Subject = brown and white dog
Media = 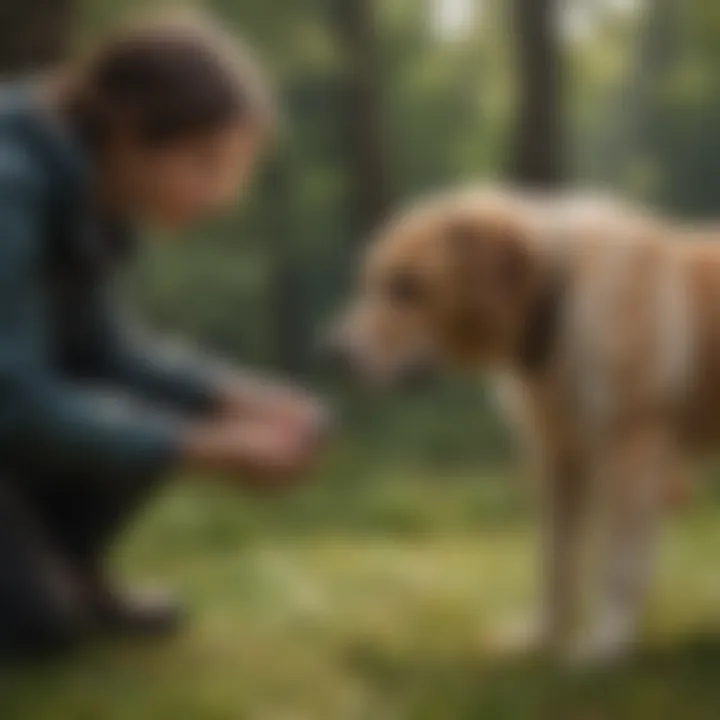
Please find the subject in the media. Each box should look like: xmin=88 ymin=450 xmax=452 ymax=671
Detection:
xmin=329 ymin=187 xmax=720 ymax=663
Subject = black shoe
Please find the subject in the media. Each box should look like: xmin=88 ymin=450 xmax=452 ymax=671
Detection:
xmin=0 ymin=614 xmax=88 ymax=663
xmin=0 ymin=584 xmax=89 ymax=662
xmin=82 ymin=574 xmax=186 ymax=640
xmin=0 ymin=559 xmax=90 ymax=663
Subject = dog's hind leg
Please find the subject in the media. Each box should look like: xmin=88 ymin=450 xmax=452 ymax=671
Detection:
xmin=535 ymin=448 xmax=591 ymax=653
xmin=569 ymin=421 xmax=671 ymax=665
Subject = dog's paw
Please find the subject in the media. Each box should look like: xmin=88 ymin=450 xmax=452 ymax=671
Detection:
xmin=485 ymin=617 xmax=557 ymax=659
xmin=562 ymin=622 xmax=635 ymax=669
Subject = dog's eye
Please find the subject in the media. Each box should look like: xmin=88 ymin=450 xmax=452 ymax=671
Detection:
xmin=384 ymin=272 xmax=425 ymax=306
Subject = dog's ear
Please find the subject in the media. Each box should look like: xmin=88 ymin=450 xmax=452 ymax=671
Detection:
xmin=446 ymin=214 xmax=533 ymax=304
xmin=439 ymin=209 xmax=539 ymax=365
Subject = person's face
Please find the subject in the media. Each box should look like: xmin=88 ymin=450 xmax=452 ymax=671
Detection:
xmin=113 ymin=123 xmax=263 ymax=230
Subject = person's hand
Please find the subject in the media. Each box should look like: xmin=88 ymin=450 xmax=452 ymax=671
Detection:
xmin=183 ymin=419 xmax=319 ymax=492
xmin=220 ymin=376 xmax=333 ymax=446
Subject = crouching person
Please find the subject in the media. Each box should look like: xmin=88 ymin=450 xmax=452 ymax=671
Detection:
xmin=0 ymin=12 xmax=327 ymax=659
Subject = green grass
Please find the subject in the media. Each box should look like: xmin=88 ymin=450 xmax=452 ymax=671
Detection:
xmin=3 ymin=469 xmax=720 ymax=719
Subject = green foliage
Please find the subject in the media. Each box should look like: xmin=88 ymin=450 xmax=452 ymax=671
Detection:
xmin=579 ymin=0 xmax=720 ymax=217
xmin=78 ymin=0 xmax=720 ymax=472
xmin=3 ymin=477 xmax=720 ymax=719
xmin=79 ymin=0 xmax=523 ymax=471
xmin=12 ymin=5 xmax=719 ymax=716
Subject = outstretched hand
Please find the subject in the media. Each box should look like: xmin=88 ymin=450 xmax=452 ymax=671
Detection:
xmin=183 ymin=378 xmax=333 ymax=492
xmin=221 ymin=375 xmax=333 ymax=443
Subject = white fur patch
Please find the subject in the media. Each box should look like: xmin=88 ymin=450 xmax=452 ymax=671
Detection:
xmin=654 ymin=252 xmax=694 ymax=403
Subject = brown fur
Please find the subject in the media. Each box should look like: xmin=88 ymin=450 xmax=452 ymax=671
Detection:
xmin=332 ymin=188 xmax=718 ymax=662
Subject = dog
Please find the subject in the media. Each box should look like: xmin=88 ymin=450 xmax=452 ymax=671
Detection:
xmin=328 ymin=186 xmax=718 ymax=663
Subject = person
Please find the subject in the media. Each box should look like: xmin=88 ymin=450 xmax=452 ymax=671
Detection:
xmin=0 ymin=11 xmax=328 ymax=659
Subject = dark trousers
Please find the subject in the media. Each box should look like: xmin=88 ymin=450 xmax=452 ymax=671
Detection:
xmin=0 ymin=466 xmax=162 ymax=654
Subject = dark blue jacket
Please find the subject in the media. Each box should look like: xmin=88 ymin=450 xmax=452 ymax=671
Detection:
xmin=0 ymin=85 xmax=222 ymax=478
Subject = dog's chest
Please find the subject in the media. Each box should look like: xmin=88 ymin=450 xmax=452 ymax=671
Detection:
xmin=675 ymin=248 xmax=720 ymax=447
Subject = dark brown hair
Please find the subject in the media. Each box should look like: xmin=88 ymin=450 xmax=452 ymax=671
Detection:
xmin=54 ymin=10 xmax=276 ymax=150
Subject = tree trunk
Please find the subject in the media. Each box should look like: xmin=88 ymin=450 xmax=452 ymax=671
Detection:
xmin=333 ymin=0 xmax=391 ymax=235
xmin=631 ymin=0 xmax=678 ymax=154
xmin=0 ymin=0 xmax=76 ymax=75
xmin=264 ymin=157 xmax=305 ymax=374
xmin=508 ymin=0 xmax=564 ymax=187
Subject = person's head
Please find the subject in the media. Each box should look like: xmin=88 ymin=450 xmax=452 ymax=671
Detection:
xmin=54 ymin=10 xmax=276 ymax=230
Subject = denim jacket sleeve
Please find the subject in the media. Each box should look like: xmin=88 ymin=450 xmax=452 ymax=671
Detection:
xmin=0 ymin=142 xmax=185 ymax=476
xmin=88 ymin=291 xmax=225 ymax=417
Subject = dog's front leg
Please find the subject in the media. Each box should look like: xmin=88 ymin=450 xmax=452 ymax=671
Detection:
xmin=489 ymin=448 xmax=588 ymax=656
xmin=570 ymin=422 xmax=670 ymax=665
xmin=538 ymin=450 xmax=589 ymax=652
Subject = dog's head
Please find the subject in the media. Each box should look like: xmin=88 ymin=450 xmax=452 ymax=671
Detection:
xmin=327 ymin=189 xmax=547 ymax=386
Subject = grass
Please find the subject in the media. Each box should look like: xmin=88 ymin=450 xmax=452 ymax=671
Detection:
xmin=2 ymin=467 xmax=720 ymax=719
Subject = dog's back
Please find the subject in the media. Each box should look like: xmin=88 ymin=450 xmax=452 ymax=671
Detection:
xmin=543 ymin=200 xmax=720 ymax=454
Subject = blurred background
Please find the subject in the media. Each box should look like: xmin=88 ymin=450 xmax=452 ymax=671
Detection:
xmin=4 ymin=1 xmax=720 ymax=718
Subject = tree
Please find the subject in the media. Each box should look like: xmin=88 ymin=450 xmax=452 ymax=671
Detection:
xmin=264 ymin=157 xmax=306 ymax=374
xmin=508 ymin=0 xmax=564 ymax=186
xmin=0 ymin=1 xmax=76 ymax=74
xmin=625 ymin=0 xmax=691 ymax=212
xmin=332 ymin=0 xmax=391 ymax=234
